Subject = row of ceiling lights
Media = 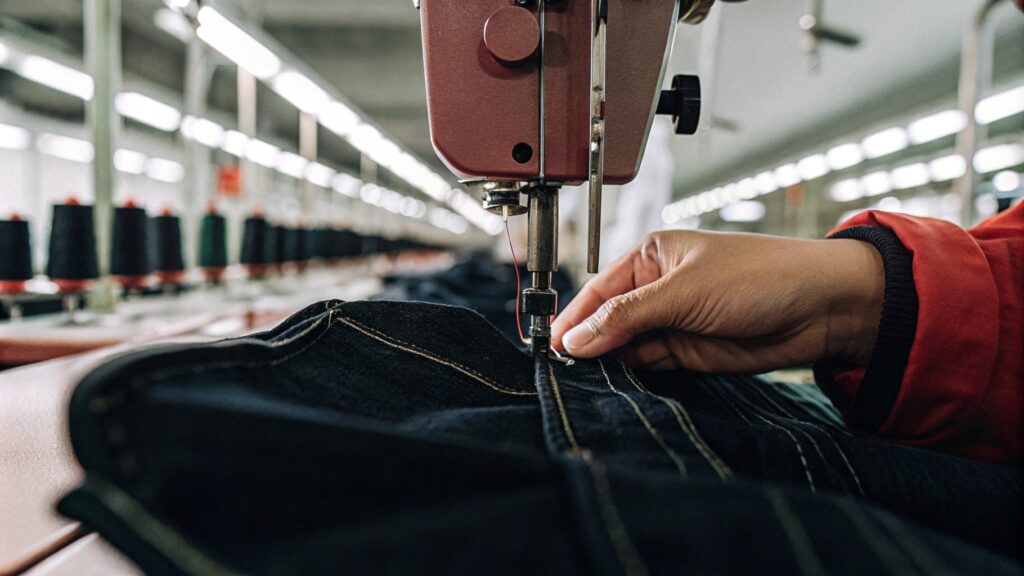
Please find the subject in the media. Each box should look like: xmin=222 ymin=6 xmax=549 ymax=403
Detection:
xmin=662 ymin=83 xmax=1024 ymax=225
xmin=0 ymin=12 xmax=504 ymax=236
xmin=0 ymin=122 xmax=186 ymax=183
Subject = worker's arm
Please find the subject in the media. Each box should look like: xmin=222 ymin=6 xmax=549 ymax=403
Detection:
xmin=551 ymin=202 xmax=1023 ymax=465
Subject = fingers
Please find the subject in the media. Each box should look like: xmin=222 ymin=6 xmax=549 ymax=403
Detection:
xmin=560 ymin=279 xmax=671 ymax=358
xmin=552 ymin=236 xmax=667 ymax=351
xmin=551 ymin=250 xmax=643 ymax=350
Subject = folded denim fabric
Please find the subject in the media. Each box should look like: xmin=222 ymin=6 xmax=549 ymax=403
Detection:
xmin=374 ymin=251 xmax=576 ymax=345
xmin=60 ymin=300 xmax=1023 ymax=575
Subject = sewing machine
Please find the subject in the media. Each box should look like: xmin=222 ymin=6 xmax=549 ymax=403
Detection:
xmin=418 ymin=0 xmax=712 ymax=356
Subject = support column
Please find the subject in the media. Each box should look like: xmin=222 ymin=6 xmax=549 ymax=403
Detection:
xmin=183 ymin=36 xmax=211 ymax=269
xmin=85 ymin=0 xmax=120 ymax=312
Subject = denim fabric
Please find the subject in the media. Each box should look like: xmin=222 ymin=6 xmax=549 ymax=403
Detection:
xmin=375 ymin=252 xmax=577 ymax=345
xmin=60 ymin=300 xmax=1023 ymax=575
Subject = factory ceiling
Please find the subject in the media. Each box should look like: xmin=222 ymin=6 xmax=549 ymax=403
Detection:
xmin=1 ymin=0 xmax=1021 ymax=197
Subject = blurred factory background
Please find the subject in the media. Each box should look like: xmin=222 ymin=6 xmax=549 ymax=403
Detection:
xmin=0 ymin=0 xmax=1020 ymax=346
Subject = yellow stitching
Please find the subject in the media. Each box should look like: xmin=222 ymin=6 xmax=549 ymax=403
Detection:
xmin=799 ymin=421 xmax=866 ymax=497
xmin=333 ymin=315 xmax=535 ymax=397
xmin=766 ymin=488 xmax=827 ymax=576
xmin=833 ymin=499 xmax=920 ymax=576
xmin=700 ymin=380 xmax=816 ymax=492
xmin=580 ymin=451 xmax=650 ymax=576
xmin=744 ymin=382 xmax=865 ymax=496
xmin=598 ymin=360 xmax=687 ymax=479
xmin=622 ymin=365 xmax=733 ymax=481
xmin=134 ymin=312 xmax=335 ymax=385
xmin=548 ymin=362 xmax=581 ymax=451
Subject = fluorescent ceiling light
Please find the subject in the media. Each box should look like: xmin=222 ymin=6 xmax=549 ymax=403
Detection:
xmin=276 ymin=151 xmax=308 ymax=178
xmin=993 ymin=171 xmax=1020 ymax=193
xmin=305 ymin=162 xmax=335 ymax=187
xmin=861 ymin=127 xmax=908 ymax=159
xmin=830 ymin=178 xmax=863 ymax=202
xmin=146 ymin=158 xmax=185 ymax=183
xmin=36 ymin=133 xmax=94 ymax=163
xmin=975 ymin=86 xmax=1024 ymax=125
xmin=181 ymin=116 xmax=224 ymax=147
xmin=826 ymin=143 xmax=864 ymax=170
xmin=272 ymin=71 xmax=329 ymax=115
xmin=16 ymin=55 xmax=94 ymax=100
xmin=221 ymin=130 xmax=248 ymax=156
xmin=890 ymin=163 xmax=930 ymax=190
xmin=154 ymin=8 xmax=193 ymax=42
xmin=245 ymin=139 xmax=280 ymax=168
xmin=876 ymin=197 xmax=902 ymax=213
xmin=907 ymin=110 xmax=965 ymax=145
xmin=320 ymin=101 xmax=359 ymax=136
xmin=196 ymin=7 xmax=281 ymax=80
xmin=114 ymin=149 xmax=147 ymax=174
xmin=796 ymin=153 xmax=829 ymax=180
xmin=928 ymin=154 xmax=966 ymax=182
xmin=115 ymin=91 xmax=181 ymax=132
xmin=0 ymin=122 xmax=31 ymax=150
xmin=735 ymin=178 xmax=757 ymax=200
xmin=718 ymin=185 xmax=737 ymax=205
xmin=754 ymin=171 xmax=778 ymax=195
xmin=861 ymin=171 xmax=892 ymax=197
xmin=332 ymin=173 xmax=361 ymax=197
xmin=974 ymin=143 xmax=1024 ymax=174
xmin=720 ymin=201 xmax=765 ymax=223
xmin=773 ymin=163 xmax=801 ymax=188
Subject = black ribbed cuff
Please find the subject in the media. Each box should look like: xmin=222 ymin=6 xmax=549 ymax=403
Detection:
xmin=816 ymin=225 xmax=919 ymax=432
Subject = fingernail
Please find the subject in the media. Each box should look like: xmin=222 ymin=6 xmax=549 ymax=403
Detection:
xmin=563 ymin=323 xmax=595 ymax=352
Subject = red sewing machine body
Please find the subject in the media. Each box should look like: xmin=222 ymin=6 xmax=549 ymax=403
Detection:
xmin=420 ymin=0 xmax=679 ymax=186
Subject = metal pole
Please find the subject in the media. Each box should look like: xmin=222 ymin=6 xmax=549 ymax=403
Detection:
xmin=85 ymin=0 xmax=120 ymax=313
xmin=953 ymin=0 xmax=1005 ymax=227
xmin=237 ymin=68 xmax=258 ymax=212
xmin=183 ymin=36 xmax=210 ymax=270
xmin=299 ymin=111 xmax=318 ymax=223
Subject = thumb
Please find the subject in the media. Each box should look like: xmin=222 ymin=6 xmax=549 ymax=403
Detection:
xmin=560 ymin=280 xmax=670 ymax=358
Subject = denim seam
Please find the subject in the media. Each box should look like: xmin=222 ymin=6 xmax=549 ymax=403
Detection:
xmin=333 ymin=315 xmax=536 ymax=397
xmin=833 ymin=498 xmax=919 ymax=576
xmin=597 ymin=359 xmax=688 ymax=480
xmin=101 ymin=311 xmax=338 ymax=482
xmin=579 ymin=451 xmax=650 ymax=576
xmin=547 ymin=362 xmax=581 ymax=451
xmin=125 ymin=312 xmax=336 ymax=387
xmin=621 ymin=366 xmax=734 ymax=481
xmin=766 ymin=487 xmax=827 ymax=576
xmin=733 ymin=377 xmax=864 ymax=496
xmin=698 ymin=380 xmax=817 ymax=492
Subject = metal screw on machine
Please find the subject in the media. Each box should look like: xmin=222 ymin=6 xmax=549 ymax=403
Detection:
xmin=656 ymin=74 xmax=702 ymax=135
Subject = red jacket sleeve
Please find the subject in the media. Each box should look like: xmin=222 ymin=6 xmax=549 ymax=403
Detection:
xmin=816 ymin=201 xmax=1023 ymax=466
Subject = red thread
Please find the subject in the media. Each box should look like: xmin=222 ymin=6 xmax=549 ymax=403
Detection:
xmin=505 ymin=220 xmax=526 ymax=344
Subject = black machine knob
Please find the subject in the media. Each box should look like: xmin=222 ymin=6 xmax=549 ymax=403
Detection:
xmin=656 ymin=74 xmax=701 ymax=135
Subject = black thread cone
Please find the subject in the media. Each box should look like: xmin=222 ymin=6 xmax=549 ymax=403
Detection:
xmin=283 ymin=227 xmax=302 ymax=263
xmin=110 ymin=206 xmax=150 ymax=277
xmin=262 ymin=223 xmax=280 ymax=265
xmin=47 ymin=203 xmax=98 ymax=280
xmin=240 ymin=216 xmax=267 ymax=265
xmin=0 ymin=219 xmax=33 ymax=281
xmin=199 ymin=213 xmax=228 ymax=268
xmin=151 ymin=215 xmax=184 ymax=272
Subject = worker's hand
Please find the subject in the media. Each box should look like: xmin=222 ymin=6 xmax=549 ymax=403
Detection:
xmin=551 ymin=230 xmax=885 ymax=373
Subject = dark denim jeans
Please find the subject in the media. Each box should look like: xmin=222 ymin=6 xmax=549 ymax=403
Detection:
xmin=374 ymin=252 xmax=576 ymax=345
xmin=60 ymin=300 xmax=1023 ymax=575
